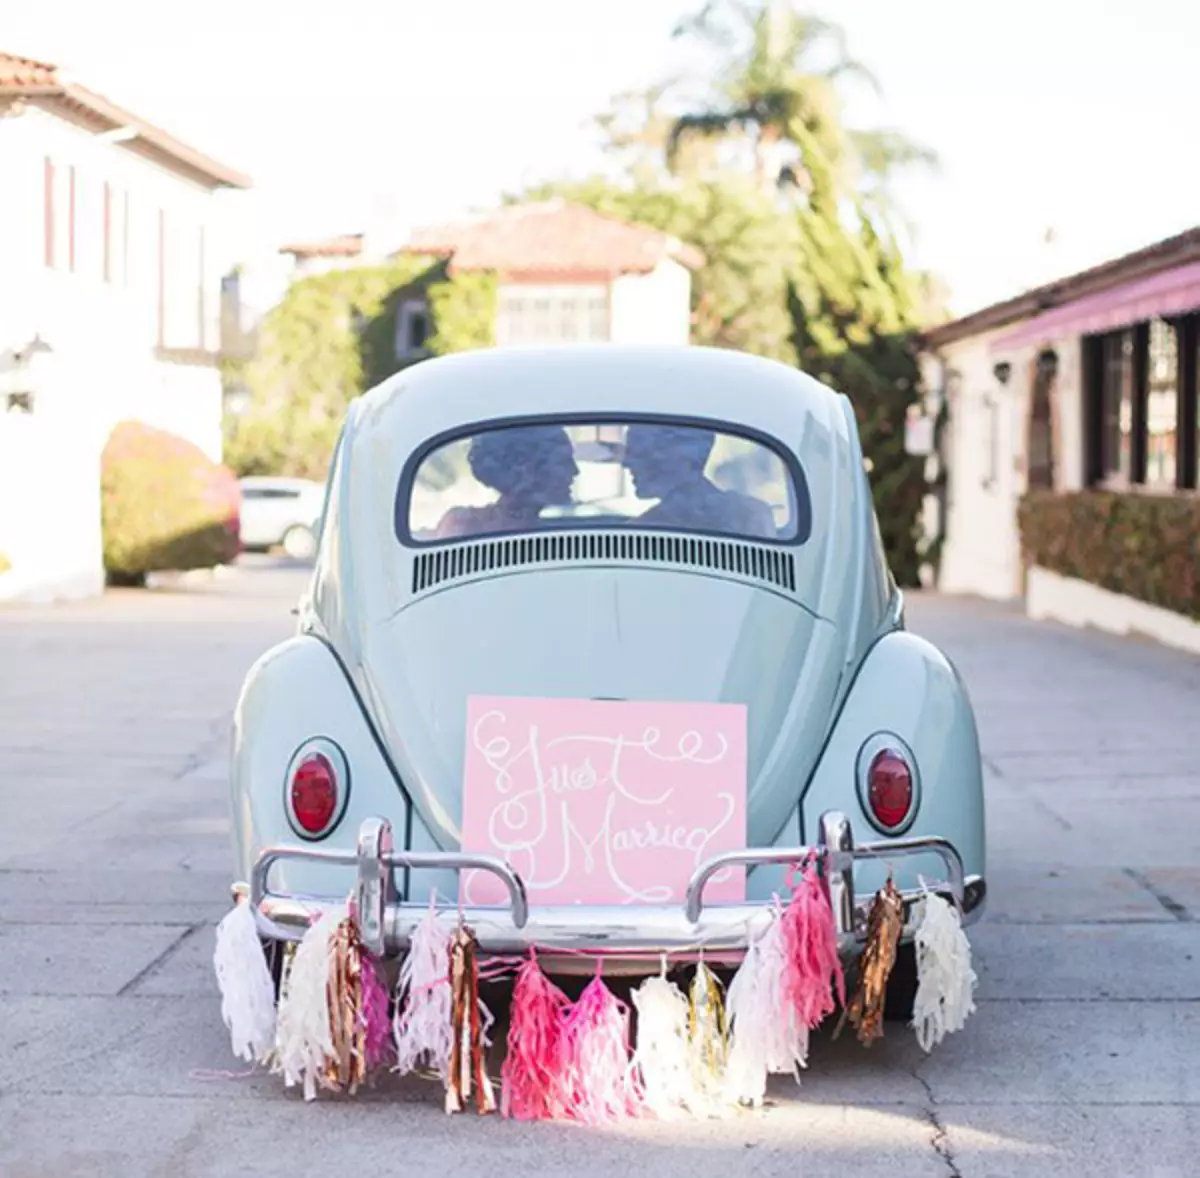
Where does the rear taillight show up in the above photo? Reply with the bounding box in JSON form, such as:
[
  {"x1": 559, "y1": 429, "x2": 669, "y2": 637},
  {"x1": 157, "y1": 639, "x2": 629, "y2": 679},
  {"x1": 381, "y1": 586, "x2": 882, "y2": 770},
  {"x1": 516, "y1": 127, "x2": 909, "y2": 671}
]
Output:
[
  {"x1": 285, "y1": 740, "x2": 348, "y2": 838},
  {"x1": 866, "y1": 747, "x2": 914, "y2": 831}
]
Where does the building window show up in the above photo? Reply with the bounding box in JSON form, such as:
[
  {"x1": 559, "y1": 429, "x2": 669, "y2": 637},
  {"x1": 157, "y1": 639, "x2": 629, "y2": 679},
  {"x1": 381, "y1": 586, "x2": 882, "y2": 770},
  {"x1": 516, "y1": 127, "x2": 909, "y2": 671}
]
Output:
[
  {"x1": 396, "y1": 300, "x2": 431, "y2": 359},
  {"x1": 122, "y1": 191, "x2": 130, "y2": 286},
  {"x1": 1145, "y1": 317, "x2": 1178, "y2": 488},
  {"x1": 197, "y1": 226, "x2": 207, "y2": 349},
  {"x1": 496, "y1": 285, "x2": 609, "y2": 346},
  {"x1": 157, "y1": 209, "x2": 166, "y2": 348},
  {"x1": 103, "y1": 182, "x2": 113, "y2": 284},
  {"x1": 43, "y1": 157, "x2": 55, "y2": 268},
  {"x1": 68, "y1": 166, "x2": 77, "y2": 272},
  {"x1": 1098, "y1": 329, "x2": 1134, "y2": 483},
  {"x1": 1085, "y1": 315, "x2": 1199, "y2": 492}
]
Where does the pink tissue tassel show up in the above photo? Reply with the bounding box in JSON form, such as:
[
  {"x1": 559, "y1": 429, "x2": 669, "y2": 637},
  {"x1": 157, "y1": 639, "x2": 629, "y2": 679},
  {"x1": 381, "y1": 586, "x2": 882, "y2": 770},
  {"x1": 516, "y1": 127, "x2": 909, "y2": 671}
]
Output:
[
  {"x1": 557, "y1": 966, "x2": 643, "y2": 1124},
  {"x1": 360, "y1": 954, "x2": 393, "y2": 1072},
  {"x1": 779, "y1": 863, "x2": 845, "y2": 1029},
  {"x1": 500, "y1": 949, "x2": 571, "y2": 1120}
]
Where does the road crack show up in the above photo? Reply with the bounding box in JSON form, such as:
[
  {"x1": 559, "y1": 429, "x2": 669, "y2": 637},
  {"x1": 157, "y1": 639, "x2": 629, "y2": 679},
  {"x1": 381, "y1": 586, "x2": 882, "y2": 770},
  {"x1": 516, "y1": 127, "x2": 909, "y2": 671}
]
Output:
[
  {"x1": 912, "y1": 1067, "x2": 963, "y2": 1178},
  {"x1": 1124, "y1": 868, "x2": 1194, "y2": 922},
  {"x1": 116, "y1": 921, "x2": 206, "y2": 996}
]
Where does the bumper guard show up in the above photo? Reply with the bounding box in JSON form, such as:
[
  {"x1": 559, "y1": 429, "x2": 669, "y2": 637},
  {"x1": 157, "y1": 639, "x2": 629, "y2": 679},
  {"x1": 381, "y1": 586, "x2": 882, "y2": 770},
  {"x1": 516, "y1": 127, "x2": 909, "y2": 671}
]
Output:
[{"x1": 242, "y1": 810, "x2": 985, "y2": 973}]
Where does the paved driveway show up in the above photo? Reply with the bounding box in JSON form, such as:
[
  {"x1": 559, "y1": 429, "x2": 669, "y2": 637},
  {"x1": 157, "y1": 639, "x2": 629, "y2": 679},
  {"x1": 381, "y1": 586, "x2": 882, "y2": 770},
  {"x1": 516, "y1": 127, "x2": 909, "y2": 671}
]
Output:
[{"x1": 1, "y1": 567, "x2": 1197, "y2": 1177}]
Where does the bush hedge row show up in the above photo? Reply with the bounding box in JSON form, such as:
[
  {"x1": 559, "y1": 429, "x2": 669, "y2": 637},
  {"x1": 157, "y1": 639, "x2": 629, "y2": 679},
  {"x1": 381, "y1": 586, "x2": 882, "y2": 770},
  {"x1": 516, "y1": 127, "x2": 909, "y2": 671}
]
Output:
[
  {"x1": 101, "y1": 420, "x2": 241, "y2": 582},
  {"x1": 1018, "y1": 490, "x2": 1200, "y2": 621}
]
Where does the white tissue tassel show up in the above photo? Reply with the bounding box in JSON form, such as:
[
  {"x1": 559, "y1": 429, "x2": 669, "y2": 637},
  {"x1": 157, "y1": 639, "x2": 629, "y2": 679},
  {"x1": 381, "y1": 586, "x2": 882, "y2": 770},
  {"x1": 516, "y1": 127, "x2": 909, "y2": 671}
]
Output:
[
  {"x1": 910, "y1": 891, "x2": 978, "y2": 1052},
  {"x1": 392, "y1": 900, "x2": 454, "y2": 1079},
  {"x1": 631, "y1": 971, "x2": 696, "y2": 1118},
  {"x1": 724, "y1": 916, "x2": 809, "y2": 1107},
  {"x1": 213, "y1": 900, "x2": 278, "y2": 1064},
  {"x1": 273, "y1": 907, "x2": 341, "y2": 1101}
]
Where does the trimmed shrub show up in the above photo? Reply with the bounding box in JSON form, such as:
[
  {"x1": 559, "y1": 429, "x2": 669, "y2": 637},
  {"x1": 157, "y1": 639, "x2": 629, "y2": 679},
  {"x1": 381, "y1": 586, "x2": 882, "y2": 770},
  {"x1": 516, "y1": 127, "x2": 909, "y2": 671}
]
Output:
[
  {"x1": 101, "y1": 420, "x2": 241, "y2": 582},
  {"x1": 1018, "y1": 490, "x2": 1200, "y2": 620}
]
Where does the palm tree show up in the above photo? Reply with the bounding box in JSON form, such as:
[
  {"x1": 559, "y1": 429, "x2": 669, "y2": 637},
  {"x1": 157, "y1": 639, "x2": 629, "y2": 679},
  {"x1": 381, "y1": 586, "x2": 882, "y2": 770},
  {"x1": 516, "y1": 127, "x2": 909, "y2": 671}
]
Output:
[{"x1": 667, "y1": 1, "x2": 935, "y2": 218}]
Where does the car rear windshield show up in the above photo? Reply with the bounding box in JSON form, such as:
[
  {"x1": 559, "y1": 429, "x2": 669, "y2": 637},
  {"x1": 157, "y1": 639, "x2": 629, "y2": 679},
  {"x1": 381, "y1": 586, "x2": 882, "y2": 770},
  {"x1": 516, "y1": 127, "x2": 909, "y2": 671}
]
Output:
[{"x1": 402, "y1": 419, "x2": 809, "y2": 545}]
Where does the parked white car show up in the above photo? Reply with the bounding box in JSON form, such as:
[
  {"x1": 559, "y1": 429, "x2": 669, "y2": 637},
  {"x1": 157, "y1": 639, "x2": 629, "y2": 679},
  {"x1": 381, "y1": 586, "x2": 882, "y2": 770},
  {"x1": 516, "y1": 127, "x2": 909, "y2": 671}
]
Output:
[{"x1": 237, "y1": 477, "x2": 326, "y2": 560}]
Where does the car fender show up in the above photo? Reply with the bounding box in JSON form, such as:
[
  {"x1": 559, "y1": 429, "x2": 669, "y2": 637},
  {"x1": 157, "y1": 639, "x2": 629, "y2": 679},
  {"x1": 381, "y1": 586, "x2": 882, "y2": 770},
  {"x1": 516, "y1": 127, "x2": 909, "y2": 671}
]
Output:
[
  {"x1": 801, "y1": 628, "x2": 986, "y2": 898},
  {"x1": 231, "y1": 634, "x2": 412, "y2": 900}
]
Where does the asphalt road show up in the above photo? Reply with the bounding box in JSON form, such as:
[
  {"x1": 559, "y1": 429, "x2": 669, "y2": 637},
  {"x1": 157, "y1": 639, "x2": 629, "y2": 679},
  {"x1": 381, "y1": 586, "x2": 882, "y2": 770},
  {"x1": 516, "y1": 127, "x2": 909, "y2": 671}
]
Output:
[{"x1": 1, "y1": 558, "x2": 1197, "y2": 1177}]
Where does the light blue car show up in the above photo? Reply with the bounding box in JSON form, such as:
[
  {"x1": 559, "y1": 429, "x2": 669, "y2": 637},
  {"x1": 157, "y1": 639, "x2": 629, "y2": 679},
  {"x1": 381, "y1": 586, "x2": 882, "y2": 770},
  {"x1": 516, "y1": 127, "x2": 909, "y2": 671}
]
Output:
[{"x1": 230, "y1": 344, "x2": 986, "y2": 1018}]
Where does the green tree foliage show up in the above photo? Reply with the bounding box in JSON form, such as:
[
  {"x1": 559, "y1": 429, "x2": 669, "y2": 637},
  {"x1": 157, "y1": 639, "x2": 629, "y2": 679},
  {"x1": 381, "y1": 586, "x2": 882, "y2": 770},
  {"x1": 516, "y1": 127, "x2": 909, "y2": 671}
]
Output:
[
  {"x1": 225, "y1": 259, "x2": 496, "y2": 481},
  {"x1": 517, "y1": 3, "x2": 937, "y2": 582},
  {"x1": 665, "y1": 0, "x2": 936, "y2": 583},
  {"x1": 519, "y1": 172, "x2": 798, "y2": 362}
]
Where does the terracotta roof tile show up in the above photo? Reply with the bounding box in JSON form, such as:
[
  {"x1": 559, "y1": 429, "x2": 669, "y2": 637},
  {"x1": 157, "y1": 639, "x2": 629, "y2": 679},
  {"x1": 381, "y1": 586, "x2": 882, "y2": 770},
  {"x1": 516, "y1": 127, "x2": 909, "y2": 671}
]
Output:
[
  {"x1": 402, "y1": 201, "x2": 705, "y2": 278},
  {"x1": 0, "y1": 51, "x2": 58, "y2": 89},
  {"x1": 0, "y1": 49, "x2": 250, "y2": 189},
  {"x1": 279, "y1": 234, "x2": 365, "y2": 259}
]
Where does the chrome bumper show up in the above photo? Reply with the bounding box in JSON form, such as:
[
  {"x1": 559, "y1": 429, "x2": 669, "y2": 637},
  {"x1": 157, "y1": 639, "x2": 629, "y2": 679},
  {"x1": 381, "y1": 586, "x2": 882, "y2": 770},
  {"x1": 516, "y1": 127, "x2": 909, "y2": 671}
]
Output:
[{"x1": 243, "y1": 810, "x2": 985, "y2": 975}]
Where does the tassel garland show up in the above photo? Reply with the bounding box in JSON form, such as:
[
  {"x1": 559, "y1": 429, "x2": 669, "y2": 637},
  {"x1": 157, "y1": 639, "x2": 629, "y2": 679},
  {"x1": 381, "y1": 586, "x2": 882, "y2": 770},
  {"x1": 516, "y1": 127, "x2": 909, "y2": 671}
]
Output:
[
  {"x1": 393, "y1": 897, "x2": 454, "y2": 1079},
  {"x1": 213, "y1": 870, "x2": 977, "y2": 1114},
  {"x1": 630, "y1": 962, "x2": 695, "y2": 1118},
  {"x1": 558, "y1": 969, "x2": 641, "y2": 1124},
  {"x1": 445, "y1": 923, "x2": 496, "y2": 1114},
  {"x1": 724, "y1": 909, "x2": 809, "y2": 1107},
  {"x1": 213, "y1": 898, "x2": 277, "y2": 1064},
  {"x1": 910, "y1": 889, "x2": 978, "y2": 1052},
  {"x1": 835, "y1": 878, "x2": 903, "y2": 1046},
  {"x1": 779, "y1": 864, "x2": 845, "y2": 1029},
  {"x1": 501, "y1": 949, "x2": 571, "y2": 1120}
]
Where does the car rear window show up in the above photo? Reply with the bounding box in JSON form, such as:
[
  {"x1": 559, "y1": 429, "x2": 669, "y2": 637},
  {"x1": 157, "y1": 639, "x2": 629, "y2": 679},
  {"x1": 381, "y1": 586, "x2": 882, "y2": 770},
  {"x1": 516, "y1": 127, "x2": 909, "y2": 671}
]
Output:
[{"x1": 401, "y1": 418, "x2": 809, "y2": 545}]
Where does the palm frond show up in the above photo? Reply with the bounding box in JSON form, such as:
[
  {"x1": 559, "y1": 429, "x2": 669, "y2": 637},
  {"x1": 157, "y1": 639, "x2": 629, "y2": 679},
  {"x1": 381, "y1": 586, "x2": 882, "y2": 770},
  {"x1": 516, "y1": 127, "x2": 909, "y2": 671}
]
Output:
[
  {"x1": 666, "y1": 106, "x2": 761, "y2": 169},
  {"x1": 850, "y1": 128, "x2": 940, "y2": 177}
]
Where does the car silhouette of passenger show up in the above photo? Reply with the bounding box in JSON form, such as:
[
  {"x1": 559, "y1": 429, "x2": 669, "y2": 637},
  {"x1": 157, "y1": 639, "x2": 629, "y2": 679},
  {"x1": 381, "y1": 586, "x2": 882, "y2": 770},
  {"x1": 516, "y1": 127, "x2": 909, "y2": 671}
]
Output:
[
  {"x1": 623, "y1": 424, "x2": 777, "y2": 539},
  {"x1": 434, "y1": 424, "x2": 579, "y2": 539}
]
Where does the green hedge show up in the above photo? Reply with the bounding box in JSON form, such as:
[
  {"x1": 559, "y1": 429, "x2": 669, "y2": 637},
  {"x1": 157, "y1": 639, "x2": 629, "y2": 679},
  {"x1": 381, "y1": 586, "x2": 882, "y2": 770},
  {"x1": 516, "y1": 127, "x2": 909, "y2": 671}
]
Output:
[
  {"x1": 1018, "y1": 490, "x2": 1200, "y2": 621},
  {"x1": 102, "y1": 420, "x2": 241, "y2": 582}
]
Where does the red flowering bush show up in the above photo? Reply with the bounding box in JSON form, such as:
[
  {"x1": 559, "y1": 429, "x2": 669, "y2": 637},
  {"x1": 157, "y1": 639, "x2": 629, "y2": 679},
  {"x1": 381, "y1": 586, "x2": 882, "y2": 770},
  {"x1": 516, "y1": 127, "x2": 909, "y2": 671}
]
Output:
[{"x1": 101, "y1": 420, "x2": 241, "y2": 582}]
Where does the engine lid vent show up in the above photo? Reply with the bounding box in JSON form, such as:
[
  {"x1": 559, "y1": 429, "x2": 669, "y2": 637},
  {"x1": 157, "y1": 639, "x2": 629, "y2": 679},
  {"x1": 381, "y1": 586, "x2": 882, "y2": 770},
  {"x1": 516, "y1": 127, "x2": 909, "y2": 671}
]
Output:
[{"x1": 411, "y1": 531, "x2": 796, "y2": 595}]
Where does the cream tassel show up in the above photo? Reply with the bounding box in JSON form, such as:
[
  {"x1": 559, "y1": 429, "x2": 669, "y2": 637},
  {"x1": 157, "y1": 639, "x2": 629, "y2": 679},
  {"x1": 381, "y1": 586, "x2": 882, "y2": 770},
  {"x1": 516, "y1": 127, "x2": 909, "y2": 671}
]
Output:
[
  {"x1": 910, "y1": 889, "x2": 978, "y2": 1052},
  {"x1": 392, "y1": 894, "x2": 454, "y2": 1080},
  {"x1": 631, "y1": 959, "x2": 694, "y2": 1118},
  {"x1": 213, "y1": 898, "x2": 277, "y2": 1064},
  {"x1": 273, "y1": 907, "x2": 342, "y2": 1101},
  {"x1": 724, "y1": 909, "x2": 808, "y2": 1107}
]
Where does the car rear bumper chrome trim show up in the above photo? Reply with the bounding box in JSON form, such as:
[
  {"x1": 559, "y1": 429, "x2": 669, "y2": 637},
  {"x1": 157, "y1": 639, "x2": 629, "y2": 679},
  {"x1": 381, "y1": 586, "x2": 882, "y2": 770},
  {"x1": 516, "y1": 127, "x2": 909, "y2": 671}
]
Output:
[{"x1": 241, "y1": 810, "x2": 985, "y2": 974}]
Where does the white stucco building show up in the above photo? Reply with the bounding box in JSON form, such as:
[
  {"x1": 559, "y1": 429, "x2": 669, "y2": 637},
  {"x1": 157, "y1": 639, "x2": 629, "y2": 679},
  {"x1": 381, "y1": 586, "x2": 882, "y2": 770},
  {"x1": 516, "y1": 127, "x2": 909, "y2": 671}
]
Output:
[
  {"x1": 396, "y1": 201, "x2": 701, "y2": 358},
  {"x1": 273, "y1": 201, "x2": 702, "y2": 363},
  {"x1": 918, "y1": 226, "x2": 1200, "y2": 606},
  {"x1": 0, "y1": 50, "x2": 250, "y2": 603}
]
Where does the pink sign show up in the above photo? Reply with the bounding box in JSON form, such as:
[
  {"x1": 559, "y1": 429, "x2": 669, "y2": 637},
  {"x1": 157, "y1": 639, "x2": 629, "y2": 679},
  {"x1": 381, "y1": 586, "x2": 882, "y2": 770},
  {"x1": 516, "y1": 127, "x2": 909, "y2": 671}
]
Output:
[{"x1": 459, "y1": 695, "x2": 747, "y2": 908}]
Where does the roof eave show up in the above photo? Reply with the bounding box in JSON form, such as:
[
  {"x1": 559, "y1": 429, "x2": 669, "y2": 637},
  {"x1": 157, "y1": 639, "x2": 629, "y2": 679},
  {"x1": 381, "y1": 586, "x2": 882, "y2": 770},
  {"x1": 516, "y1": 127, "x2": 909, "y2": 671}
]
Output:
[
  {"x1": 2, "y1": 80, "x2": 251, "y2": 189},
  {"x1": 921, "y1": 225, "x2": 1200, "y2": 350},
  {"x1": 67, "y1": 86, "x2": 252, "y2": 189}
]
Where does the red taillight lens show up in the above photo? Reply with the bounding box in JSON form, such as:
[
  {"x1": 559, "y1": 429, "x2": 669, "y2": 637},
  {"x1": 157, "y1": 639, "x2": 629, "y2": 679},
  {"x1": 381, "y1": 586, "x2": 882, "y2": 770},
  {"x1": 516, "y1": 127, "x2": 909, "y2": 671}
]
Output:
[
  {"x1": 867, "y1": 748, "x2": 913, "y2": 829},
  {"x1": 290, "y1": 752, "x2": 338, "y2": 834}
]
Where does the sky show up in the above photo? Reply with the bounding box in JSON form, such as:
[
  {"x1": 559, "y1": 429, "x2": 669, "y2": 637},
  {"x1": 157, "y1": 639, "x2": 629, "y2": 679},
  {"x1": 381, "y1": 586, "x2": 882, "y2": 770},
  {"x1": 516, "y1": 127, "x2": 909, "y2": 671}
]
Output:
[{"x1": 5, "y1": 0, "x2": 1200, "y2": 317}]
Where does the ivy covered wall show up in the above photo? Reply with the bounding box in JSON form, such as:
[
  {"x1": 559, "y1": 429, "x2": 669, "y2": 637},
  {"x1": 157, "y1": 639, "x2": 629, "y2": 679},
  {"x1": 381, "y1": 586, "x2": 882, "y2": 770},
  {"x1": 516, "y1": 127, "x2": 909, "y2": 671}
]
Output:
[{"x1": 224, "y1": 260, "x2": 497, "y2": 480}]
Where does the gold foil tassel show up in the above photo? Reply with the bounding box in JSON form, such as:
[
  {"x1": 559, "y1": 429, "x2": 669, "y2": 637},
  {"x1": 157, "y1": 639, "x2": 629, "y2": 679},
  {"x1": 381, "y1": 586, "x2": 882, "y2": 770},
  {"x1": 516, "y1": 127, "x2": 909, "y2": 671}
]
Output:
[
  {"x1": 836, "y1": 877, "x2": 904, "y2": 1046},
  {"x1": 322, "y1": 916, "x2": 368, "y2": 1095},
  {"x1": 445, "y1": 923, "x2": 496, "y2": 1115},
  {"x1": 687, "y1": 960, "x2": 729, "y2": 1094}
]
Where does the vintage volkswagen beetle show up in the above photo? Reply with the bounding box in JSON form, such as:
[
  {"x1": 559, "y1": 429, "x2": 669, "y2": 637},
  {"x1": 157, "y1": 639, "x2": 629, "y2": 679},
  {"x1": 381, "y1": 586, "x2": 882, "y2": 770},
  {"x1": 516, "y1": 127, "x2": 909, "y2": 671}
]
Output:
[{"x1": 231, "y1": 344, "x2": 986, "y2": 1014}]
